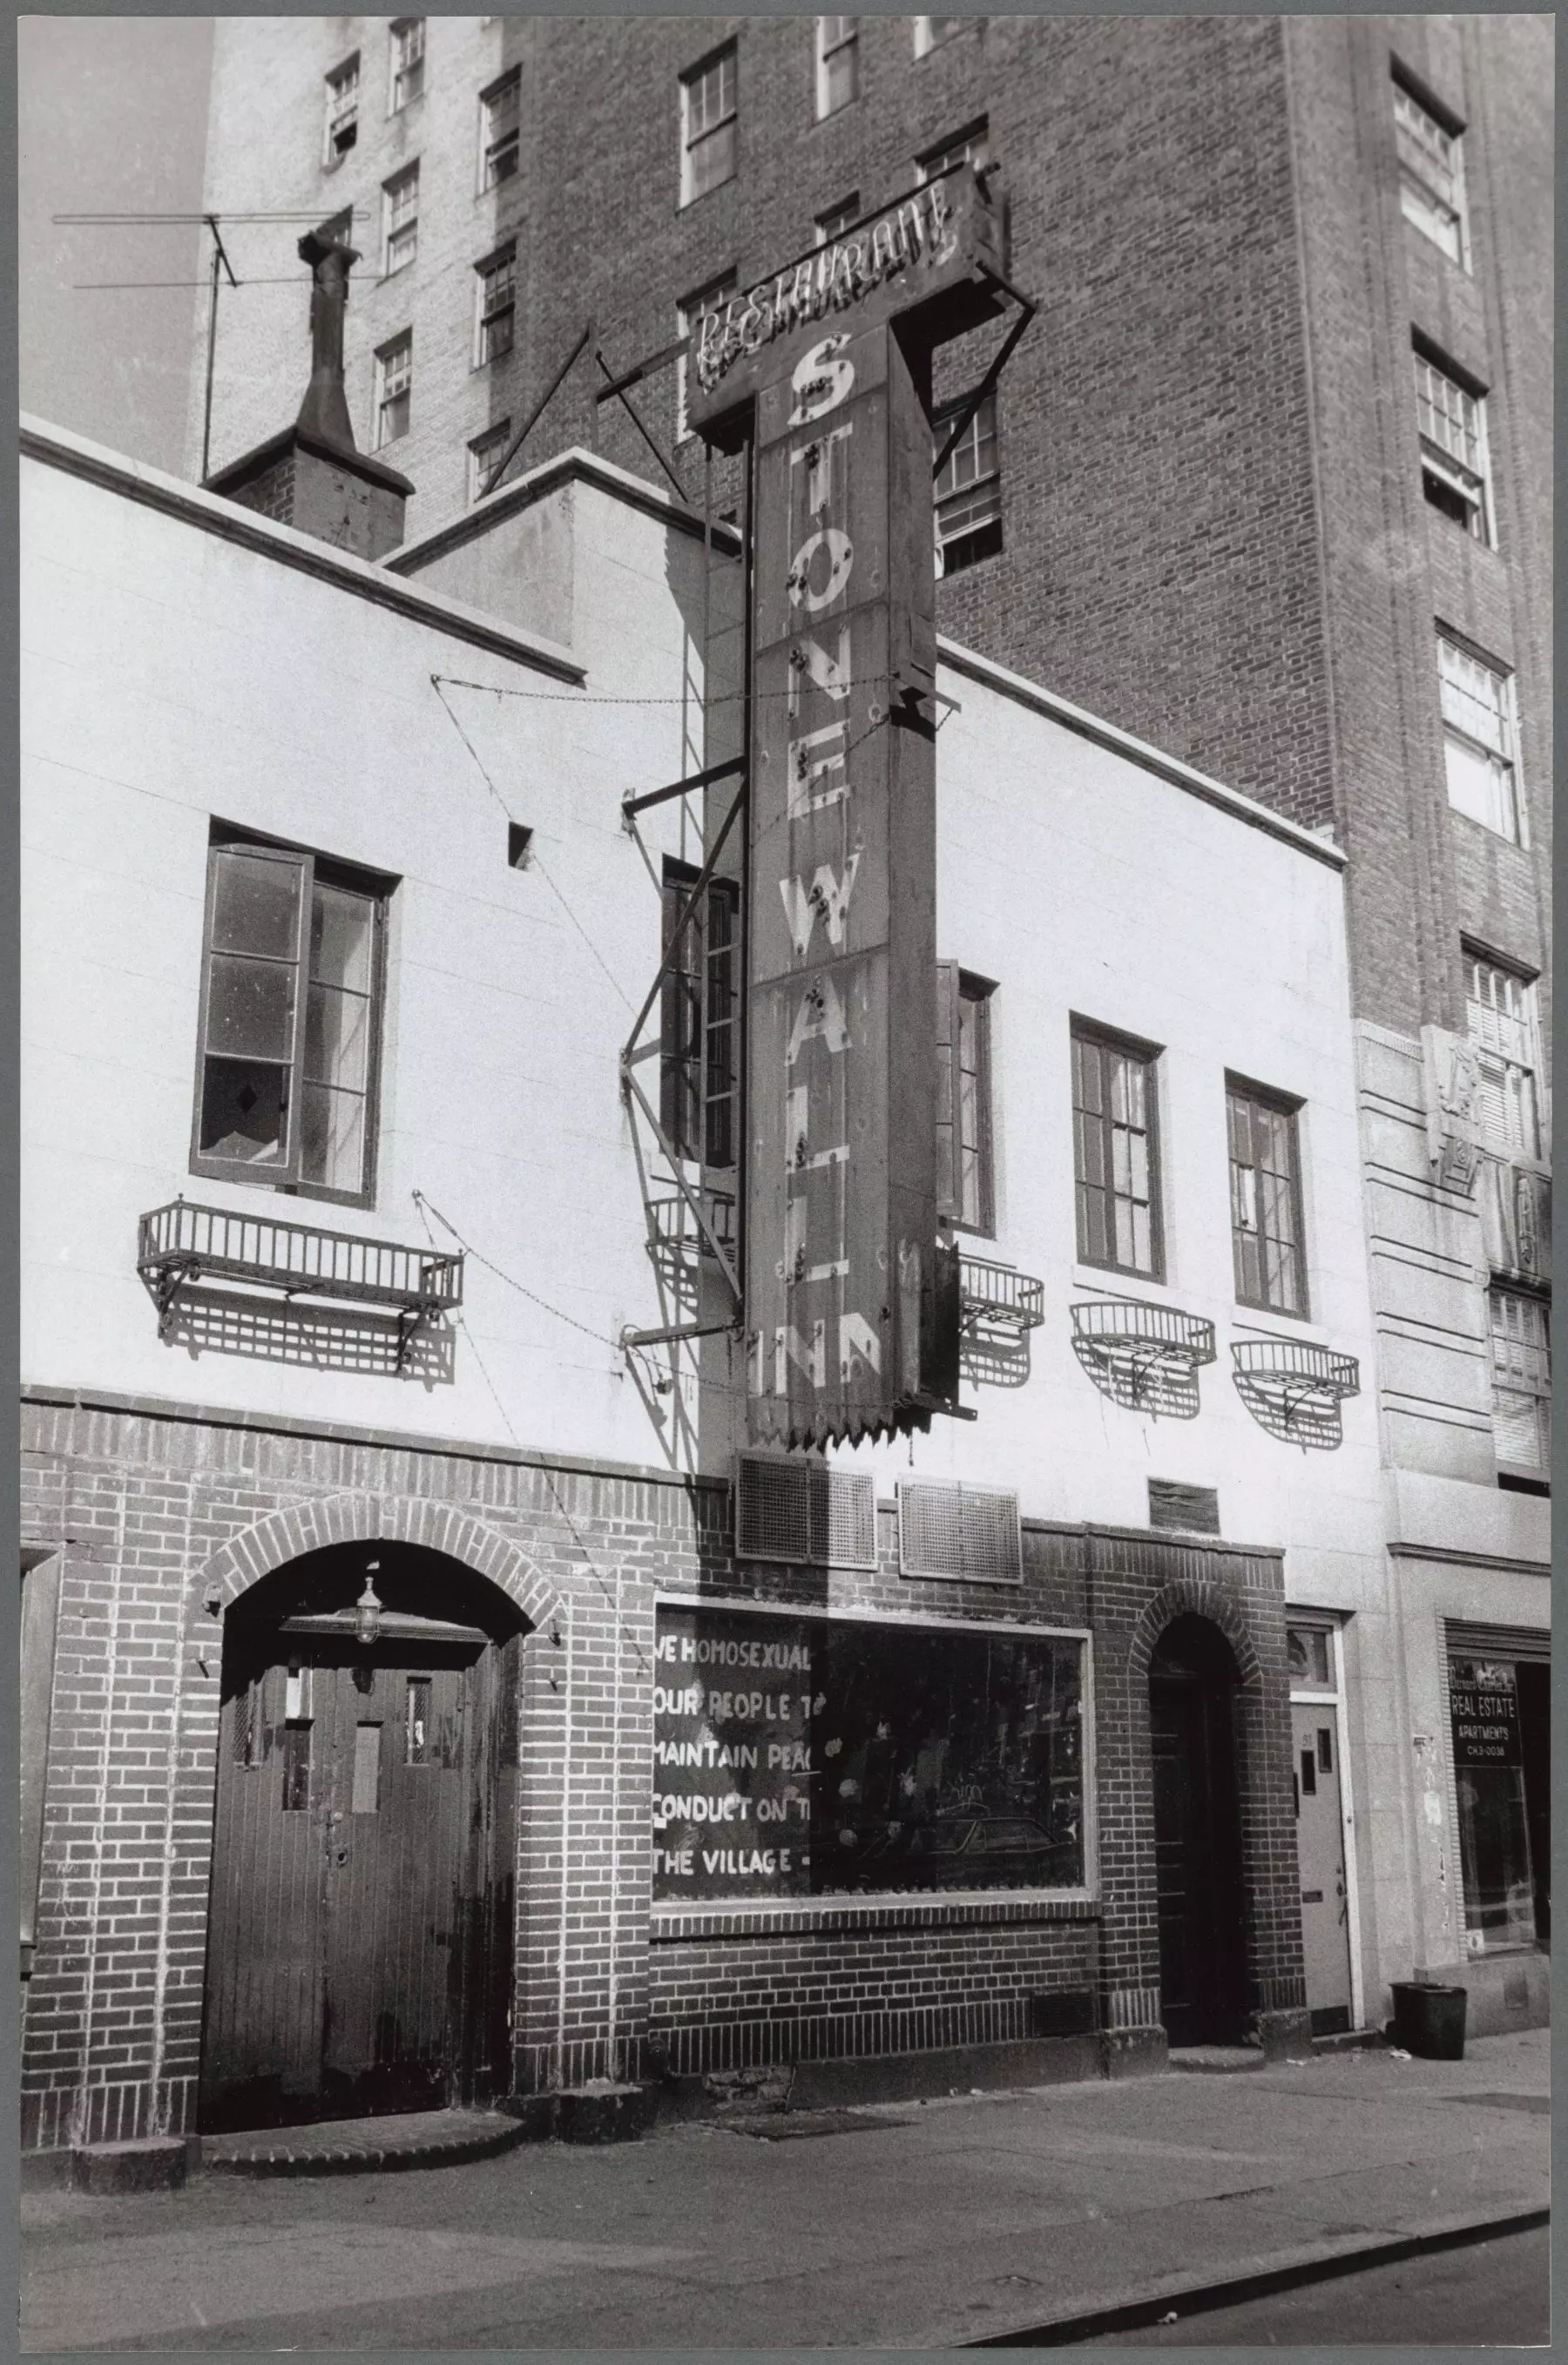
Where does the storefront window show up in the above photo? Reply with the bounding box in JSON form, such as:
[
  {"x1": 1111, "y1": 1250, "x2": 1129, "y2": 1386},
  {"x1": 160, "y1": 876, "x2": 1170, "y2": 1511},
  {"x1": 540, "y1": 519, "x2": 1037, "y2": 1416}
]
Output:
[
  {"x1": 653, "y1": 1605, "x2": 1085, "y2": 1903},
  {"x1": 1449, "y1": 1654, "x2": 1537, "y2": 1951}
]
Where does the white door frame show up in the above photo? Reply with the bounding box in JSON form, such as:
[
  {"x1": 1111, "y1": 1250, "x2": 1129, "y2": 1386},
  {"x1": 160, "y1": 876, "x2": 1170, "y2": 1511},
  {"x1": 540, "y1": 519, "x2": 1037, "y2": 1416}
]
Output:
[{"x1": 1288, "y1": 1613, "x2": 1364, "y2": 2032}]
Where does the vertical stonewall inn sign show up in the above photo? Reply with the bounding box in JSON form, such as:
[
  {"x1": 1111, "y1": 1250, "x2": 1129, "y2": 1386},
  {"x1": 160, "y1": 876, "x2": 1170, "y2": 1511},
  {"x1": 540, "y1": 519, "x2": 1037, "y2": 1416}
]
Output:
[{"x1": 686, "y1": 169, "x2": 1004, "y2": 1449}]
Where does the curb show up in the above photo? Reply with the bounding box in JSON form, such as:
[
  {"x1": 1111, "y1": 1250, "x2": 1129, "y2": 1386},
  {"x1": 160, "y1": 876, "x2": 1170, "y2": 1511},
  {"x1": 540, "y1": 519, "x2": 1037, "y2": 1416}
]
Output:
[{"x1": 963, "y1": 2204, "x2": 1550, "y2": 2347}]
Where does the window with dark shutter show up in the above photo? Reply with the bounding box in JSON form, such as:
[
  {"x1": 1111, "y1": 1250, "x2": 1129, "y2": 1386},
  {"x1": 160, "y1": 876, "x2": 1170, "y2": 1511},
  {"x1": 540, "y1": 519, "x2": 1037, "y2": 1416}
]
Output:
[{"x1": 659, "y1": 860, "x2": 738, "y2": 1168}]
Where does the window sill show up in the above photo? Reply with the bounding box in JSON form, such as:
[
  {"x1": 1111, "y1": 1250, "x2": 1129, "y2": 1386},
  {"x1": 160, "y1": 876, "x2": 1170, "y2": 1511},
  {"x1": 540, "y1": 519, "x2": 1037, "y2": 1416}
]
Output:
[
  {"x1": 650, "y1": 1889, "x2": 1098, "y2": 1943},
  {"x1": 1071, "y1": 1262, "x2": 1172, "y2": 1300}
]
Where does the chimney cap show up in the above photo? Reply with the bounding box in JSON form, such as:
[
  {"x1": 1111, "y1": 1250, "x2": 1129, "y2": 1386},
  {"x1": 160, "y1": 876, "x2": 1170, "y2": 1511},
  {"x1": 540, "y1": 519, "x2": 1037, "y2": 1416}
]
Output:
[{"x1": 298, "y1": 228, "x2": 361, "y2": 273}]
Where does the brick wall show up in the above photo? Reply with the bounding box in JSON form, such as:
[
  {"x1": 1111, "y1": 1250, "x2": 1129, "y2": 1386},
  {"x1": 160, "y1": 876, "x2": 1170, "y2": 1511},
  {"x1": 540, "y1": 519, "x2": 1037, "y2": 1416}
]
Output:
[{"x1": 22, "y1": 1389, "x2": 1306, "y2": 2146}]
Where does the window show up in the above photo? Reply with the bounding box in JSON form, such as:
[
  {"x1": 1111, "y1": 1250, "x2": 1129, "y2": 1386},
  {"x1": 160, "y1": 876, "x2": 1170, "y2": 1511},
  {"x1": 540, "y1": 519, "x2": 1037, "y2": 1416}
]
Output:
[
  {"x1": 917, "y1": 117, "x2": 990, "y2": 181},
  {"x1": 676, "y1": 268, "x2": 735, "y2": 442},
  {"x1": 1415, "y1": 348, "x2": 1491, "y2": 542},
  {"x1": 317, "y1": 206, "x2": 354, "y2": 248},
  {"x1": 680, "y1": 43, "x2": 737, "y2": 206},
  {"x1": 406, "y1": 1677, "x2": 433, "y2": 1765},
  {"x1": 937, "y1": 964, "x2": 994, "y2": 1233},
  {"x1": 1288, "y1": 1624, "x2": 1334, "y2": 1689},
  {"x1": 1448, "y1": 1647, "x2": 1550, "y2": 1949},
  {"x1": 1438, "y1": 638, "x2": 1522, "y2": 842},
  {"x1": 816, "y1": 17, "x2": 858, "y2": 117},
  {"x1": 1071, "y1": 1024, "x2": 1161, "y2": 1278},
  {"x1": 660, "y1": 862, "x2": 738, "y2": 1167},
  {"x1": 933, "y1": 391, "x2": 1002, "y2": 573},
  {"x1": 375, "y1": 332, "x2": 412, "y2": 447},
  {"x1": 475, "y1": 243, "x2": 516, "y2": 367},
  {"x1": 191, "y1": 833, "x2": 389, "y2": 1203},
  {"x1": 815, "y1": 192, "x2": 861, "y2": 245},
  {"x1": 1489, "y1": 1289, "x2": 1551, "y2": 1474},
  {"x1": 389, "y1": 17, "x2": 425, "y2": 112},
  {"x1": 479, "y1": 68, "x2": 520, "y2": 189},
  {"x1": 382, "y1": 166, "x2": 418, "y2": 278},
  {"x1": 469, "y1": 419, "x2": 511, "y2": 502},
  {"x1": 1467, "y1": 954, "x2": 1541, "y2": 1159},
  {"x1": 653, "y1": 1603, "x2": 1086, "y2": 1902},
  {"x1": 324, "y1": 55, "x2": 360, "y2": 165},
  {"x1": 1394, "y1": 75, "x2": 1468, "y2": 267},
  {"x1": 914, "y1": 16, "x2": 963, "y2": 57},
  {"x1": 1227, "y1": 1078, "x2": 1307, "y2": 1315}
]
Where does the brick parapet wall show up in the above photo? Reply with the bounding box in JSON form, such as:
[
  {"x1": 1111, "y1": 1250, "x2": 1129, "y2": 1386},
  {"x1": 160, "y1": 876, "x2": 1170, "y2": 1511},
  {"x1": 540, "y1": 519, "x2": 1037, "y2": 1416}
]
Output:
[{"x1": 21, "y1": 1392, "x2": 1304, "y2": 2146}]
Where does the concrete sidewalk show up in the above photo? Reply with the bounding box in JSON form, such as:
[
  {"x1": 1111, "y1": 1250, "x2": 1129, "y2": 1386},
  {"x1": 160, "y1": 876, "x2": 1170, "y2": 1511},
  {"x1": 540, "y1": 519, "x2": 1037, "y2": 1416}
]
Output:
[{"x1": 21, "y1": 2028, "x2": 1548, "y2": 2353}]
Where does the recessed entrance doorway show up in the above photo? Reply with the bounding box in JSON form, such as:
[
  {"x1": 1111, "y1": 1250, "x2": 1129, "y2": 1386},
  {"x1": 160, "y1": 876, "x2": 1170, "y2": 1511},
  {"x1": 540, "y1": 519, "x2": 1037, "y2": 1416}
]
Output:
[
  {"x1": 1148, "y1": 1614, "x2": 1249, "y2": 2046},
  {"x1": 200, "y1": 1543, "x2": 524, "y2": 2134}
]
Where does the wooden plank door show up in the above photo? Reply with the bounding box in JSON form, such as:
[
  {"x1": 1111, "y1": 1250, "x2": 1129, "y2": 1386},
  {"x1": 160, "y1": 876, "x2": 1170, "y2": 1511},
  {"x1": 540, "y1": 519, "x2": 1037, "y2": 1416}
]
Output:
[
  {"x1": 202, "y1": 1660, "x2": 330, "y2": 2132},
  {"x1": 203, "y1": 1628, "x2": 518, "y2": 2132},
  {"x1": 318, "y1": 1652, "x2": 477, "y2": 2118}
]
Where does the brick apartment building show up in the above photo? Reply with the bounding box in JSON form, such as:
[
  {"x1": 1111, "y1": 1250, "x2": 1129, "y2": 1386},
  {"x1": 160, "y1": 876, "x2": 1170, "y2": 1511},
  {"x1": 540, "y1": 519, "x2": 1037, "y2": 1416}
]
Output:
[
  {"x1": 17, "y1": 13, "x2": 1550, "y2": 2169},
  {"x1": 186, "y1": 5, "x2": 1554, "y2": 2045}
]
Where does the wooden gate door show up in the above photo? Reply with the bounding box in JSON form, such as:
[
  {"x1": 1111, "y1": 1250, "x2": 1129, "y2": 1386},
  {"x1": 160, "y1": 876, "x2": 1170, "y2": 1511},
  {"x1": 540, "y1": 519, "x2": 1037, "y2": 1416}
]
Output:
[
  {"x1": 1149, "y1": 1659, "x2": 1247, "y2": 2047},
  {"x1": 202, "y1": 1617, "x2": 518, "y2": 2133}
]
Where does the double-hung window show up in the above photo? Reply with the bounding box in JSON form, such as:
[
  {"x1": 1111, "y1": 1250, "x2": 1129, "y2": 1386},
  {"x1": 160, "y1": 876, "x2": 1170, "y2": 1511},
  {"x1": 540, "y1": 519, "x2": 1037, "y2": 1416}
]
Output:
[
  {"x1": 469, "y1": 420, "x2": 510, "y2": 503},
  {"x1": 375, "y1": 332, "x2": 412, "y2": 447},
  {"x1": 1394, "y1": 76, "x2": 1469, "y2": 267},
  {"x1": 1489, "y1": 1287, "x2": 1551, "y2": 1475},
  {"x1": 1227, "y1": 1078, "x2": 1307, "y2": 1315},
  {"x1": 914, "y1": 16, "x2": 962, "y2": 57},
  {"x1": 676, "y1": 268, "x2": 735, "y2": 442},
  {"x1": 324, "y1": 55, "x2": 360, "y2": 164},
  {"x1": 937, "y1": 966, "x2": 996, "y2": 1234},
  {"x1": 479, "y1": 68, "x2": 520, "y2": 190},
  {"x1": 933, "y1": 392, "x2": 1002, "y2": 574},
  {"x1": 382, "y1": 166, "x2": 418, "y2": 278},
  {"x1": 916, "y1": 118, "x2": 990, "y2": 182},
  {"x1": 1466, "y1": 952, "x2": 1542, "y2": 1159},
  {"x1": 1438, "y1": 637, "x2": 1522, "y2": 842},
  {"x1": 660, "y1": 862, "x2": 739, "y2": 1169},
  {"x1": 1415, "y1": 347, "x2": 1491, "y2": 542},
  {"x1": 680, "y1": 43, "x2": 737, "y2": 206},
  {"x1": 815, "y1": 193, "x2": 861, "y2": 246},
  {"x1": 1071, "y1": 1023, "x2": 1161, "y2": 1278},
  {"x1": 815, "y1": 17, "x2": 859, "y2": 118},
  {"x1": 389, "y1": 17, "x2": 425, "y2": 112},
  {"x1": 191, "y1": 833, "x2": 389, "y2": 1204},
  {"x1": 475, "y1": 243, "x2": 516, "y2": 366}
]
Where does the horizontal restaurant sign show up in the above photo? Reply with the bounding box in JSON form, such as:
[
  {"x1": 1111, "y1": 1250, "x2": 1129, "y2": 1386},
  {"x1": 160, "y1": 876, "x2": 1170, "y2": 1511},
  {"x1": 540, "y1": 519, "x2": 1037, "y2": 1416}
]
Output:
[{"x1": 685, "y1": 166, "x2": 1004, "y2": 434}]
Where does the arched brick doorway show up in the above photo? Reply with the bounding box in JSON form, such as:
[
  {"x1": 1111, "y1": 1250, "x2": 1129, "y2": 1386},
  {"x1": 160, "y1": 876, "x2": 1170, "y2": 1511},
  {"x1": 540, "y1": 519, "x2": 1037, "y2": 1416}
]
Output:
[
  {"x1": 200, "y1": 1539, "x2": 527, "y2": 2133},
  {"x1": 1148, "y1": 1613, "x2": 1249, "y2": 2046}
]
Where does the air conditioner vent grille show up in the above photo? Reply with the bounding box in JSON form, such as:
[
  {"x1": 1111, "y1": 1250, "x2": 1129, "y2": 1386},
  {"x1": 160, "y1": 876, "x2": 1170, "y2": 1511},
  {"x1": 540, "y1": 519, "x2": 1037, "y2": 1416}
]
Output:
[
  {"x1": 897, "y1": 1479, "x2": 1022, "y2": 1584},
  {"x1": 734, "y1": 1453, "x2": 876, "y2": 1570}
]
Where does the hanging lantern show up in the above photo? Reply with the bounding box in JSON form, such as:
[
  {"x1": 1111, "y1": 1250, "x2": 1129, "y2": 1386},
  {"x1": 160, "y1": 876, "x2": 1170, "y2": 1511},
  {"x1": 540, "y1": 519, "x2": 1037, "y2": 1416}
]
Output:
[{"x1": 355, "y1": 1562, "x2": 383, "y2": 1648}]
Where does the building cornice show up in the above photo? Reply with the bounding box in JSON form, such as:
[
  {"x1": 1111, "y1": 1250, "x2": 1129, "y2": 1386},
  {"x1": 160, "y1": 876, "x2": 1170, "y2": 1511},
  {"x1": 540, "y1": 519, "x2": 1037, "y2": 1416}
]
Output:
[
  {"x1": 936, "y1": 639, "x2": 1349, "y2": 871},
  {"x1": 387, "y1": 444, "x2": 746, "y2": 576},
  {"x1": 21, "y1": 414, "x2": 585, "y2": 684}
]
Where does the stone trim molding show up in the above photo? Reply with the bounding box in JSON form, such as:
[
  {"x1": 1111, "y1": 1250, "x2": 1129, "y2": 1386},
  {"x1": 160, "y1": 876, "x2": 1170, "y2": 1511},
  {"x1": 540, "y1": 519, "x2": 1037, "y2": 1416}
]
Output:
[{"x1": 195, "y1": 1490, "x2": 564, "y2": 1632}]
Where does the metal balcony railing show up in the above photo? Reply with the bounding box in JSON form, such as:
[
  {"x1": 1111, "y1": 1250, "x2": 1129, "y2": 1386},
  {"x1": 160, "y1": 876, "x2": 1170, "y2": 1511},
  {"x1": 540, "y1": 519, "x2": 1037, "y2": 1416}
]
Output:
[
  {"x1": 137, "y1": 1199, "x2": 463, "y2": 1329},
  {"x1": 959, "y1": 1254, "x2": 1044, "y2": 1335}
]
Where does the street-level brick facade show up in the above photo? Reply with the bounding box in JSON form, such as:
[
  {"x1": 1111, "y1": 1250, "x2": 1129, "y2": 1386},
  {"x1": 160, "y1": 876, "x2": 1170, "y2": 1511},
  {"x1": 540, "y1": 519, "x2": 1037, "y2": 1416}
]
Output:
[{"x1": 21, "y1": 1389, "x2": 1307, "y2": 2153}]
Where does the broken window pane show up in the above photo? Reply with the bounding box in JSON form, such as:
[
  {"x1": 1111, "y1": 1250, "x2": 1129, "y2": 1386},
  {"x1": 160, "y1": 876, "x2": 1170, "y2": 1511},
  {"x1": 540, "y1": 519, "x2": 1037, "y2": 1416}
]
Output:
[{"x1": 199, "y1": 1056, "x2": 289, "y2": 1164}]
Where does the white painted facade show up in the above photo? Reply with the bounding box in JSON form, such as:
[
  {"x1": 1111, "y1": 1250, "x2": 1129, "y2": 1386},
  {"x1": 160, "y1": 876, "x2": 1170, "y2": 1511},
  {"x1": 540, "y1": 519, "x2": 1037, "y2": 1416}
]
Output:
[{"x1": 26, "y1": 417, "x2": 1464, "y2": 2036}]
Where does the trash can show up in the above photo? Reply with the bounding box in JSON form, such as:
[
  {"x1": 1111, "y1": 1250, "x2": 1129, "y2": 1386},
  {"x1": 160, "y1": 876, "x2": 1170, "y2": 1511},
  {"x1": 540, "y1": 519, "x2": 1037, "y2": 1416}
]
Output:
[{"x1": 1389, "y1": 1981, "x2": 1468, "y2": 2060}]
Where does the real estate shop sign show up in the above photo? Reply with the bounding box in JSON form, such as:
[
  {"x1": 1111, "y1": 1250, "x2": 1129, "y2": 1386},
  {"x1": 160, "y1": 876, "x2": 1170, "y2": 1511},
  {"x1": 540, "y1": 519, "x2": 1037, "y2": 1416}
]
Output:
[{"x1": 686, "y1": 170, "x2": 1000, "y2": 1449}]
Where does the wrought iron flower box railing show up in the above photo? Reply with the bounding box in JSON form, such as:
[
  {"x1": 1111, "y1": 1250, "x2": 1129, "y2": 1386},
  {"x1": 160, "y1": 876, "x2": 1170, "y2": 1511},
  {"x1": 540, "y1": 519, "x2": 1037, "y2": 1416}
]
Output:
[
  {"x1": 1070, "y1": 1298, "x2": 1217, "y2": 1419},
  {"x1": 137, "y1": 1199, "x2": 463, "y2": 1364},
  {"x1": 959, "y1": 1255, "x2": 1045, "y2": 1339},
  {"x1": 1231, "y1": 1336, "x2": 1360, "y2": 1449}
]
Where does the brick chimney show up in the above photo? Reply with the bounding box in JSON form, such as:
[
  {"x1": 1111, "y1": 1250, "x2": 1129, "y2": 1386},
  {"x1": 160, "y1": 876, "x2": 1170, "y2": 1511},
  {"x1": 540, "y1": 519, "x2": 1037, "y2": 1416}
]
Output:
[{"x1": 204, "y1": 233, "x2": 413, "y2": 560}]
